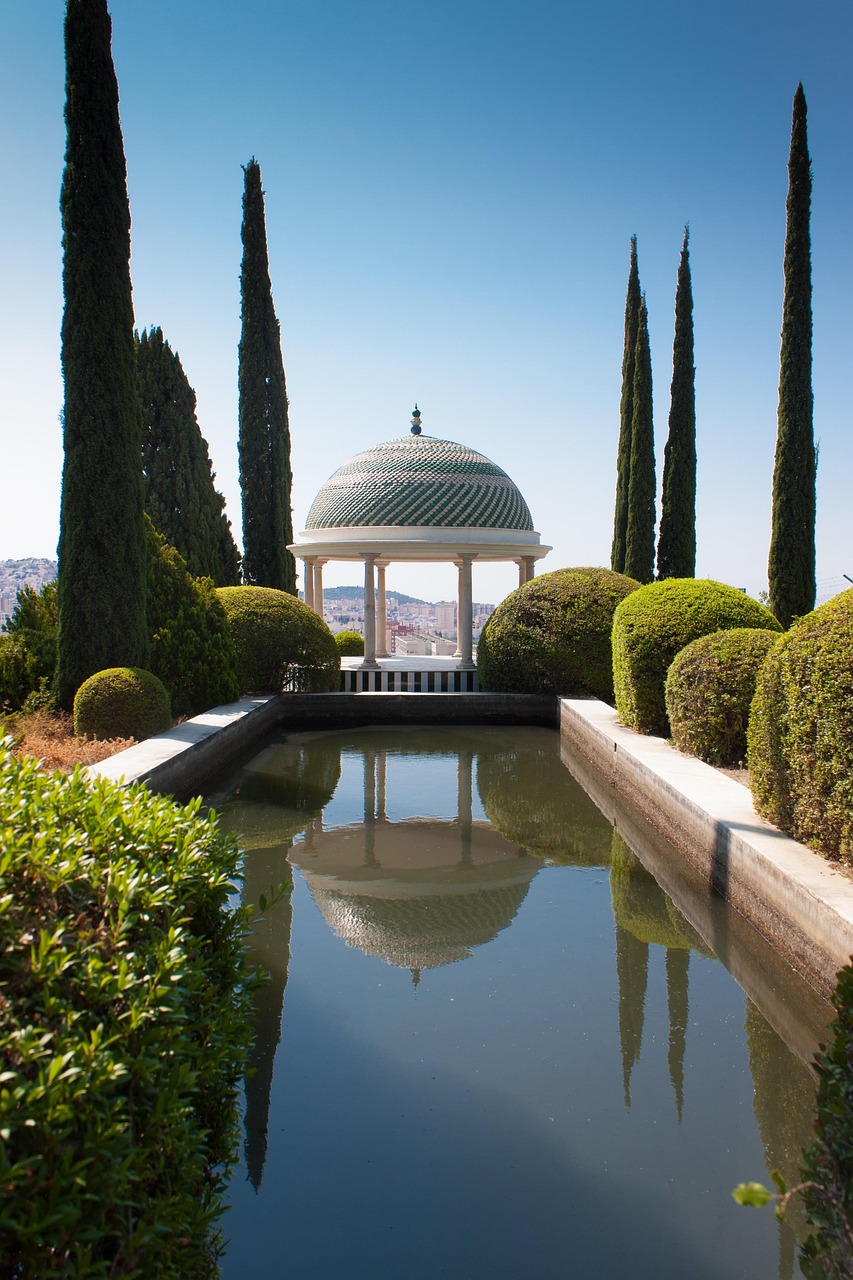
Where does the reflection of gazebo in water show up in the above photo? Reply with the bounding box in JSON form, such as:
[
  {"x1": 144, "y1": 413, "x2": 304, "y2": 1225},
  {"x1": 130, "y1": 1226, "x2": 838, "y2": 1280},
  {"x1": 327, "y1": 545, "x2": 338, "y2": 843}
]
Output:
[
  {"x1": 289, "y1": 745, "x2": 541, "y2": 982},
  {"x1": 288, "y1": 408, "x2": 551, "y2": 683}
]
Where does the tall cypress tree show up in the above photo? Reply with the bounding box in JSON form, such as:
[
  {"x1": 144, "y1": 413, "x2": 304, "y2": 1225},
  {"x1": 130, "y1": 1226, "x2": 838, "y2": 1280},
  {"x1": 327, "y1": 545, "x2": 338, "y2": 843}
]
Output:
[
  {"x1": 624, "y1": 294, "x2": 656, "y2": 583},
  {"x1": 238, "y1": 159, "x2": 296, "y2": 593},
  {"x1": 138, "y1": 328, "x2": 241, "y2": 585},
  {"x1": 611, "y1": 236, "x2": 642, "y2": 574},
  {"x1": 56, "y1": 0, "x2": 148, "y2": 707},
  {"x1": 657, "y1": 227, "x2": 697, "y2": 580},
  {"x1": 768, "y1": 84, "x2": 816, "y2": 629}
]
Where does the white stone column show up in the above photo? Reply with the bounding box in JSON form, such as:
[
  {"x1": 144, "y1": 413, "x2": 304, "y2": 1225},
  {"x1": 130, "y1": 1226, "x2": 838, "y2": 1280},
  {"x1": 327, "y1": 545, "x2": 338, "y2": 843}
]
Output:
[
  {"x1": 303, "y1": 558, "x2": 315, "y2": 610},
  {"x1": 313, "y1": 560, "x2": 326, "y2": 619},
  {"x1": 455, "y1": 554, "x2": 474, "y2": 666},
  {"x1": 517, "y1": 559, "x2": 526, "y2": 589},
  {"x1": 362, "y1": 555, "x2": 378, "y2": 666},
  {"x1": 523, "y1": 556, "x2": 536, "y2": 584},
  {"x1": 376, "y1": 561, "x2": 389, "y2": 658}
]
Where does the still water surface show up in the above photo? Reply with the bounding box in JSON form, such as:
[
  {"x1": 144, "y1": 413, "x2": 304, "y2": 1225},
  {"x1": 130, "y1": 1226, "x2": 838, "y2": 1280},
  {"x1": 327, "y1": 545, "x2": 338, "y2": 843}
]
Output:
[{"x1": 209, "y1": 726, "x2": 830, "y2": 1280}]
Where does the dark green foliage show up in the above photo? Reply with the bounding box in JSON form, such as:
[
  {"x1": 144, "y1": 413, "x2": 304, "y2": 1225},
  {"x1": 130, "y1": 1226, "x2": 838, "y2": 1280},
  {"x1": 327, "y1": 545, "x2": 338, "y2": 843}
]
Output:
[
  {"x1": 665, "y1": 627, "x2": 779, "y2": 766},
  {"x1": 624, "y1": 294, "x2": 656, "y2": 584},
  {"x1": 0, "y1": 583, "x2": 58, "y2": 712},
  {"x1": 146, "y1": 520, "x2": 240, "y2": 717},
  {"x1": 216, "y1": 586, "x2": 339, "y2": 693},
  {"x1": 57, "y1": 0, "x2": 148, "y2": 708},
  {"x1": 799, "y1": 960, "x2": 853, "y2": 1276},
  {"x1": 0, "y1": 744, "x2": 256, "y2": 1278},
  {"x1": 138, "y1": 328, "x2": 240, "y2": 586},
  {"x1": 748, "y1": 589, "x2": 853, "y2": 862},
  {"x1": 73, "y1": 666, "x2": 171, "y2": 741},
  {"x1": 476, "y1": 566, "x2": 640, "y2": 701},
  {"x1": 612, "y1": 578, "x2": 781, "y2": 736},
  {"x1": 769, "y1": 84, "x2": 816, "y2": 630},
  {"x1": 238, "y1": 159, "x2": 296, "y2": 593},
  {"x1": 657, "y1": 228, "x2": 697, "y2": 580},
  {"x1": 334, "y1": 629, "x2": 365, "y2": 657},
  {"x1": 612, "y1": 236, "x2": 642, "y2": 574}
]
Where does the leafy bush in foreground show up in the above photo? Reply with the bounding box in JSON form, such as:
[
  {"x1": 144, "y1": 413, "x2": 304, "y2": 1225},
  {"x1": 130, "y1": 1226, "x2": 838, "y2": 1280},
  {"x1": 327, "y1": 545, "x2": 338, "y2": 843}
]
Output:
[
  {"x1": 216, "y1": 585, "x2": 339, "y2": 693},
  {"x1": 665, "y1": 628, "x2": 779, "y2": 766},
  {"x1": 0, "y1": 745, "x2": 256, "y2": 1277},
  {"x1": 612, "y1": 578, "x2": 781, "y2": 736},
  {"x1": 73, "y1": 667, "x2": 172, "y2": 742},
  {"x1": 477, "y1": 566, "x2": 640, "y2": 700},
  {"x1": 748, "y1": 588, "x2": 853, "y2": 862}
]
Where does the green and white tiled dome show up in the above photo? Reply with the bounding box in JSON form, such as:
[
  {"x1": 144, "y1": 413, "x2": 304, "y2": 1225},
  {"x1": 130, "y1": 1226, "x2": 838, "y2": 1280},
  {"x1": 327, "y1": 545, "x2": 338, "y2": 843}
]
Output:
[{"x1": 305, "y1": 434, "x2": 534, "y2": 532}]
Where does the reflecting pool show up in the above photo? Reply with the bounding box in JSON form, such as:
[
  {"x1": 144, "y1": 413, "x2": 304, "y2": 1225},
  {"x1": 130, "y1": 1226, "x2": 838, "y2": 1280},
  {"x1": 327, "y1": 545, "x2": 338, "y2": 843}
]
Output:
[{"x1": 208, "y1": 726, "x2": 831, "y2": 1280}]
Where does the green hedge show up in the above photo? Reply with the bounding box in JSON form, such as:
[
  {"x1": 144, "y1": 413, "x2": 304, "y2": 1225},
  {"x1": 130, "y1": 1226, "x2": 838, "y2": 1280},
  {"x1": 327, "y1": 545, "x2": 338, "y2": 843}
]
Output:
[
  {"x1": 216, "y1": 586, "x2": 339, "y2": 693},
  {"x1": 748, "y1": 589, "x2": 853, "y2": 862},
  {"x1": 665, "y1": 628, "x2": 780, "y2": 766},
  {"x1": 73, "y1": 667, "x2": 172, "y2": 741},
  {"x1": 334, "y1": 629, "x2": 365, "y2": 657},
  {"x1": 612, "y1": 579, "x2": 781, "y2": 736},
  {"x1": 147, "y1": 520, "x2": 240, "y2": 716},
  {"x1": 0, "y1": 745, "x2": 256, "y2": 1278},
  {"x1": 477, "y1": 566, "x2": 641, "y2": 700},
  {"x1": 0, "y1": 582, "x2": 58, "y2": 712}
]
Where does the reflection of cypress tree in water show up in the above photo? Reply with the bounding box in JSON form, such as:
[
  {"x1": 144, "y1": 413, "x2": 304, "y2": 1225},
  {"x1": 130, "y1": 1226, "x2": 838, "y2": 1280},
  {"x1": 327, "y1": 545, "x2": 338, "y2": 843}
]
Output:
[
  {"x1": 745, "y1": 1000, "x2": 818, "y2": 1280},
  {"x1": 666, "y1": 948, "x2": 689, "y2": 1122},
  {"x1": 216, "y1": 737, "x2": 341, "y2": 851},
  {"x1": 477, "y1": 743, "x2": 613, "y2": 866},
  {"x1": 610, "y1": 831, "x2": 713, "y2": 1113},
  {"x1": 241, "y1": 842, "x2": 295, "y2": 1192}
]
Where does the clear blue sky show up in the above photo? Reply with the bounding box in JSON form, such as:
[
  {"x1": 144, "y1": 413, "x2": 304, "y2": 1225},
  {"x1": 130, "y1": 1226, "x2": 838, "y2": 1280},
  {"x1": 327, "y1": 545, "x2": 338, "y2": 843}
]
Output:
[{"x1": 1, "y1": 0, "x2": 850, "y2": 605}]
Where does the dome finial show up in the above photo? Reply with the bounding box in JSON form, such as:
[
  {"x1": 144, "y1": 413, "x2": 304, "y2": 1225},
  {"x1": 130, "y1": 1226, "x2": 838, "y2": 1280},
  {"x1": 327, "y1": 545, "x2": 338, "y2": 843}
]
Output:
[{"x1": 411, "y1": 404, "x2": 422, "y2": 435}]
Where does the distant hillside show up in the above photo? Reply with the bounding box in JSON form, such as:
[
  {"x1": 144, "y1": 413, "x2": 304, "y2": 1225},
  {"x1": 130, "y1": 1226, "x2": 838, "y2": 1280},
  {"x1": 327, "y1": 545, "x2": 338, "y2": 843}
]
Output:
[
  {"x1": 321, "y1": 585, "x2": 431, "y2": 606},
  {"x1": 0, "y1": 558, "x2": 57, "y2": 598}
]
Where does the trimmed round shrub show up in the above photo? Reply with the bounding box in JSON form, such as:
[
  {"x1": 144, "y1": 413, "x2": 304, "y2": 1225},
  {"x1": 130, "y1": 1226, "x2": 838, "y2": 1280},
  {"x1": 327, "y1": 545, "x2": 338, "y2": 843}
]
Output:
[
  {"x1": 215, "y1": 586, "x2": 339, "y2": 693},
  {"x1": 477, "y1": 566, "x2": 641, "y2": 700},
  {"x1": 334, "y1": 629, "x2": 365, "y2": 657},
  {"x1": 665, "y1": 628, "x2": 779, "y2": 766},
  {"x1": 146, "y1": 519, "x2": 240, "y2": 716},
  {"x1": 612, "y1": 579, "x2": 781, "y2": 737},
  {"x1": 74, "y1": 667, "x2": 171, "y2": 741},
  {"x1": 748, "y1": 588, "x2": 853, "y2": 862}
]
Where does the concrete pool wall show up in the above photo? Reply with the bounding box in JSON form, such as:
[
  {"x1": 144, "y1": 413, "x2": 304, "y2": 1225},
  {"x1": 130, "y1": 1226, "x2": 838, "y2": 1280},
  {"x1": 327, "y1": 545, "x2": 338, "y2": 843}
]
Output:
[{"x1": 88, "y1": 691, "x2": 853, "y2": 999}]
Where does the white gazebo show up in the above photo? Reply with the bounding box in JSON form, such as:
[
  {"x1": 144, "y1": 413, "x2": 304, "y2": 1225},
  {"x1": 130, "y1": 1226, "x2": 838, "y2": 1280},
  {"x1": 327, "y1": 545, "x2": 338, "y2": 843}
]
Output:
[{"x1": 289, "y1": 409, "x2": 551, "y2": 676}]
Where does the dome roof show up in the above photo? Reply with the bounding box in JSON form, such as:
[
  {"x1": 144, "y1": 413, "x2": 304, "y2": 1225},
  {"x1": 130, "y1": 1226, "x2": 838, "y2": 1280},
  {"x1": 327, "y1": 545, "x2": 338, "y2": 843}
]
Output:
[{"x1": 305, "y1": 433, "x2": 534, "y2": 532}]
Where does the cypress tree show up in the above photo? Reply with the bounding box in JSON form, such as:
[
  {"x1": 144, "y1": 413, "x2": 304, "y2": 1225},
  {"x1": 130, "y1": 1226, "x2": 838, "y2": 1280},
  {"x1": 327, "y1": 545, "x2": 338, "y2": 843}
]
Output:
[
  {"x1": 238, "y1": 159, "x2": 296, "y2": 593},
  {"x1": 611, "y1": 236, "x2": 642, "y2": 574},
  {"x1": 768, "y1": 83, "x2": 816, "y2": 629},
  {"x1": 56, "y1": 0, "x2": 148, "y2": 708},
  {"x1": 657, "y1": 227, "x2": 697, "y2": 579},
  {"x1": 138, "y1": 328, "x2": 241, "y2": 585},
  {"x1": 624, "y1": 294, "x2": 656, "y2": 583}
]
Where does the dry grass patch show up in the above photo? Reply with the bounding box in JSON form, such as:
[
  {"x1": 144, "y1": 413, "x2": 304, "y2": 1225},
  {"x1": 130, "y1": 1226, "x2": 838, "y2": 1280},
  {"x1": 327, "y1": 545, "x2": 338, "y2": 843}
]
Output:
[{"x1": 1, "y1": 708, "x2": 135, "y2": 772}]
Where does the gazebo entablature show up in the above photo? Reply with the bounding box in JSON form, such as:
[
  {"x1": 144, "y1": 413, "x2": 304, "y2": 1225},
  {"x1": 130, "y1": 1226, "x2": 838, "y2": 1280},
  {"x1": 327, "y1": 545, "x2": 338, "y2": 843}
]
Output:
[{"x1": 289, "y1": 525, "x2": 551, "y2": 668}]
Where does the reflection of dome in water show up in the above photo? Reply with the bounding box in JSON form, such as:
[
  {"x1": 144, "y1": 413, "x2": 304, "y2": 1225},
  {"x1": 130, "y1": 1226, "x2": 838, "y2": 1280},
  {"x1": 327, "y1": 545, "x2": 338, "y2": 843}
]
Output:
[
  {"x1": 290, "y1": 817, "x2": 539, "y2": 971},
  {"x1": 309, "y1": 881, "x2": 532, "y2": 970}
]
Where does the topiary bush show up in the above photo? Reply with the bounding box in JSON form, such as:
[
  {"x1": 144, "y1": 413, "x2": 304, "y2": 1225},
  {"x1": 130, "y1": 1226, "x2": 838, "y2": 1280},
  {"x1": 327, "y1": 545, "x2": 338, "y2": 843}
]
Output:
[
  {"x1": 665, "y1": 628, "x2": 780, "y2": 766},
  {"x1": 216, "y1": 586, "x2": 339, "y2": 693},
  {"x1": 748, "y1": 589, "x2": 853, "y2": 862},
  {"x1": 476, "y1": 566, "x2": 641, "y2": 700},
  {"x1": 334, "y1": 629, "x2": 365, "y2": 657},
  {"x1": 0, "y1": 743, "x2": 256, "y2": 1278},
  {"x1": 612, "y1": 579, "x2": 781, "y2": 736},
  {"x1": 146, "y1": 519, "x2": 240, "y2": 716},
  {"x1": 73, "y1": 667, "x2": 172, "y2": 741}
]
